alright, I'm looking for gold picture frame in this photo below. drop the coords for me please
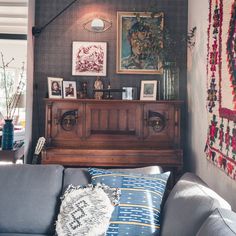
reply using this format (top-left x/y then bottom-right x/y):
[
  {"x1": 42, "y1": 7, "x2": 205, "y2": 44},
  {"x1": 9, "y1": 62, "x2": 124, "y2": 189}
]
[{"x1": 116, "y1": 11, "x2": 164, "y2": 74}]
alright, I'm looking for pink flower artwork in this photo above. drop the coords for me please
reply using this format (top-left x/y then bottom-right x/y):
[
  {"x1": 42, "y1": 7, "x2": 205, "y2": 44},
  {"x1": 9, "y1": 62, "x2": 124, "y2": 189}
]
[{"x1": 72, "y1": 42, "x2": 107, "y2": 76}]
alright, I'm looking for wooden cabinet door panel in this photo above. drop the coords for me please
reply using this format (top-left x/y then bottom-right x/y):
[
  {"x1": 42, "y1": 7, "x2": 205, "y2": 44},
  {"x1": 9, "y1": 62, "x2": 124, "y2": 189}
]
[
  {"x1": 46, "y1": 101, "x2": 82, "y2": 145},
  {"x1": 143, "y1": 103, "x2": 181, "y2": 147},
  {"x1": 85, "y1": 102, "x2": 142, "y2": 140}
]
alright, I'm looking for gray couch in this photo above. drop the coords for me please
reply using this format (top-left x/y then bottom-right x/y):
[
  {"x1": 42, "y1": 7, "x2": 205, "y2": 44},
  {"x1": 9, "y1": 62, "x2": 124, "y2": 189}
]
[{"x1": 0, "y1": 164, "x2": 235, "y2": 236}]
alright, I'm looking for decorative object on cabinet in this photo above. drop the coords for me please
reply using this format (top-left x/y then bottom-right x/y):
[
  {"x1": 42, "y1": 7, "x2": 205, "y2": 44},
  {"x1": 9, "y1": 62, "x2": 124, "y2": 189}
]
[
  {"x1": 63, "y1": 81, "x2": 77, "y2": 99},
  {"x1": 42, "y1": 99, "x2": 183, "y2": 183},
  {"x1": 122, "y1": 87, "x2": 137, "y2": 100},
  {"x1": 83, "y1": 16, "x2": 112, "y2": 33},
  {"x1": 77, "y1": 81, "x2": 89, "y2": 99},
  {"x1": 48, "y1": 77, "x2": 63, "y2": 99},
  {"x1": 94, "y1": 77, "x2": 104, "y2": 99},
  {"x1": 116, "y1": 11, "x2": 164, "y2": 74},
  {"x1": 93, "y1": 85, "x2": 125, "y2": 100},
  {"x1": 140, "y1": 80, "x2": 158, "y2": 101},
  {"x1": 72, "y1": 42, "x2": 107, "y2": 76},
  {"x1": 163, "y1": 62, "x2": 179, "y2": 100}
]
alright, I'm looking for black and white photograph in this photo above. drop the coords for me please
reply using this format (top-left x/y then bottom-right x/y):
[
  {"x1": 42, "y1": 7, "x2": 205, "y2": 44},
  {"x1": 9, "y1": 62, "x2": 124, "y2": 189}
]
[
  {"x1": 48, "y1": 77, "x2": 63, "y2": 99},
  {"x1": 63, "y1": 81, "x2": 77, "y2": 99}
]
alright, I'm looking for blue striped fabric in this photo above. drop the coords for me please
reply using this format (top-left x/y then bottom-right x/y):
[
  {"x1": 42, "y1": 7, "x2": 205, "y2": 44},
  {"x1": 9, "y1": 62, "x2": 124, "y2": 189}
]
[{"x1": 88, "y1": 168, "x2": 170, "y2": 236}]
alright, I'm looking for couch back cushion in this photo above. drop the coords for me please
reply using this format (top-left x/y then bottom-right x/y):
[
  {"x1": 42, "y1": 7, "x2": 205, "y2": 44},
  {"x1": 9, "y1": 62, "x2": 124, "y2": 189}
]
[
  {"x1": 161, "y1": 172, "x2": 231, "y2": 236},
  {"x1": 63, "y1": 167, "x2": 90, "y2": 191},
  {"x1": 63, "y1": 166, "x2": 163, "y2": 191},
  {"x1": 0, "y1": 164, "x2": 64, "y2": 234},
  {"x1": 197, "y1": 208, "x2": 236, "y2": 236}
]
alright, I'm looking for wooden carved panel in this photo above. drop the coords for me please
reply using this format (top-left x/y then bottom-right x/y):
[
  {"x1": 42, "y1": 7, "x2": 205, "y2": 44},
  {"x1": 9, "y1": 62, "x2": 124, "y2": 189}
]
[
  {"x1": 143, "y1": 103, "x2": 181, "y2": 148},
  {"x1": 85, "y1": 102, "x2": 142, "y2": 140},
  {"x1": 46, "y1": 101, "x2": 82, "y2": 146}
]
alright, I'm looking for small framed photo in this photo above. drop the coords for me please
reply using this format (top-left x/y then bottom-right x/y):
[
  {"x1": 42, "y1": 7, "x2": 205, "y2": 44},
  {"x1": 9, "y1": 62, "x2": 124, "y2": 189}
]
[
  {"x1": 63, "y1": 81, "x2": 77, "y2": 99},
  {"x1": 140, "y1": 80, "x2": 158, "y2": 100},
  {"x1": 72, "y1": 41, "x2": 107, "y2": 76},
  {"x1": 48, "y1": 77, "x2": 63, "y2": 99}
]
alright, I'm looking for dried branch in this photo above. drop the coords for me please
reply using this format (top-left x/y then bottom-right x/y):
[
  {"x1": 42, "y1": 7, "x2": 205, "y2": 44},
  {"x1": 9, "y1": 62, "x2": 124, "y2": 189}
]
[{"x1": 0, "y1": 53, "x2": 25, "y2": 120}]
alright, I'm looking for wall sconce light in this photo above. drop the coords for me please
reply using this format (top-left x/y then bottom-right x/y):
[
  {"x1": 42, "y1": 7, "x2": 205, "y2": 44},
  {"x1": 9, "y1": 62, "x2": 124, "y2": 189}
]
[
  {"x1": 83, "y1": 17, "x2": 112, "y2": 33},
  {"x1": 91, "y1": 18, "x2": 104, "y2": 31}
]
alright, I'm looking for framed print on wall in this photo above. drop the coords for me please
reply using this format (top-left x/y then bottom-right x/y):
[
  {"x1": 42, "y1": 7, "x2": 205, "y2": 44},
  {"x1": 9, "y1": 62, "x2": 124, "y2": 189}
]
[
  {"x1": 72, "y1": 41, "x2": 107, "y2": 76},
  {"x1": 63, "y1": 81, "x2": 77, "y2": 99},
  {"x1": 116, "y1": 11, "x2": 164, "y2": 74},
  {"x1": 140, "y1": 80, "x2": 158, "y2": 101},
  {"x1": 48, "y1": 77, "x2": 63, "y2": 99}
]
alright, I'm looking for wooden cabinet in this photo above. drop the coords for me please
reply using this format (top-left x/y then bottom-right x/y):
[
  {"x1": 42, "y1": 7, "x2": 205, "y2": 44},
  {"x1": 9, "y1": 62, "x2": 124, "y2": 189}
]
[{"x1": 42, "y1": 99, "x2": 183, "y2": 176}]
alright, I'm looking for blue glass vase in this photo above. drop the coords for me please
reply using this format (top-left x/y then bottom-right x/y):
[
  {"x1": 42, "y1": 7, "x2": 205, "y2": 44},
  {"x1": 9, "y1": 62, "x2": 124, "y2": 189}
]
[{"x1": 1, "y1": 119, "x2": 14, "y2": 150}]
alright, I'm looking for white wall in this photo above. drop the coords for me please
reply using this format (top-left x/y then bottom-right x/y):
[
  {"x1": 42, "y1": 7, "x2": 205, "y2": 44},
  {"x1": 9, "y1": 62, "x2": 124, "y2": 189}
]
[{"x1": 188, "y1": 0, "x2": 236, "y2": 211}]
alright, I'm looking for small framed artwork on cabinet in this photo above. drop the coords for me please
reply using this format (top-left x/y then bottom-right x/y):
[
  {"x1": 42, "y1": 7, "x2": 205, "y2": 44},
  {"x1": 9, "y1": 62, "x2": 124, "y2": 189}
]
[
  {"x1": 63, "y1": 81, "x2": 77, "y2": 99},
  {"x1": 140, "y1": 80, "x2": 158, "y2": 101},
  {"x1": 48, "y1": 77, "x2": 63, "y2": 99}
]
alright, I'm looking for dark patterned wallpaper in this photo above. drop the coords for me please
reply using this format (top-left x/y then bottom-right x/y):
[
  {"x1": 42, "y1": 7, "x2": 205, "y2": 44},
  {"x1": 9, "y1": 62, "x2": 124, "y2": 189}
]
[{"x1": 32, "y1": 0, "x2": 188, "y2": 157}]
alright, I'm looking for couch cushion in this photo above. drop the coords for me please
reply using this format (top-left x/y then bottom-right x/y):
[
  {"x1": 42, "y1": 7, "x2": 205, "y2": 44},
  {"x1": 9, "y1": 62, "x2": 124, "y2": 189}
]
[
  {"x1": 88, "y1": 167, "x2": 170, "y2": 236},
  {"x1": 197, "y1": 208, "x2": 236, "y2": 236},
  {"x1": 0, "y1": 164, "x2": 64, "y2": 234},
  {"x1": 161, "y1": 172, "x2": 231, "y2": 236},
  {"x1": 63, "y1": 166, "x2": 163, "y2": 191},
  {"x1": 56, "y1": 183, "x2": 120, "y2": 236}
]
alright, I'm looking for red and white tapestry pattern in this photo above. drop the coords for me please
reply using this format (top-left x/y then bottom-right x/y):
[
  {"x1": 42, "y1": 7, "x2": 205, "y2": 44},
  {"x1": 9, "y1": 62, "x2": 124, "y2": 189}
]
[{"x1": 205, "y1": 0, "x2": 236, "y2": 180}]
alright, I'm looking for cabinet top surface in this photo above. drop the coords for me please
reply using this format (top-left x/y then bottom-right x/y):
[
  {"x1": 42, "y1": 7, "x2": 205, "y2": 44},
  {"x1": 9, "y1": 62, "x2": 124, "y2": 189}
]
[{"x1": 44, "y1": 98, "x2": 184, "y2": 104}]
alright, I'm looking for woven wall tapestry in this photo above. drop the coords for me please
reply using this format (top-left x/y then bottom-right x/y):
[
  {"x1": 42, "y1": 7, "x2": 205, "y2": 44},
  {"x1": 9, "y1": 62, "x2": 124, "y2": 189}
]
[{"x1": 205, "y1": 0, "x2": 236, "y2": 180}]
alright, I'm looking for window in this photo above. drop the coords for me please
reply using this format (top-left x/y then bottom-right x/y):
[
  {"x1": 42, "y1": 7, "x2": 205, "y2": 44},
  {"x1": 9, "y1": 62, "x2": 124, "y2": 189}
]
[{"x1": 0, "y1": 39, "x2": 27, "y2": 127}]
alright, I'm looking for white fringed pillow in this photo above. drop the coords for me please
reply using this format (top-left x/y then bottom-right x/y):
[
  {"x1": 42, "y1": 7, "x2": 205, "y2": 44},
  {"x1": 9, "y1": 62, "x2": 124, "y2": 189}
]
[{"x1": 56, "y1": 183, "x2": 120, "y2": 236}]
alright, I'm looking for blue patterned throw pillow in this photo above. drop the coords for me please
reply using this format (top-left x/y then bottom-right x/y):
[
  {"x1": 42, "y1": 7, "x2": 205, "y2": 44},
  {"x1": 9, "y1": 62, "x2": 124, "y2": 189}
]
[{"x1": 88, "y1": 168, "x2": 170, "y2": 236}]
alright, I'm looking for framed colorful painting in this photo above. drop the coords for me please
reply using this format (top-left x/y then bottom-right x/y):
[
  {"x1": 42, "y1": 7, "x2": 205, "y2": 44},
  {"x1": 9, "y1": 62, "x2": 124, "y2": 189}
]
[
  {"x1": 116, "y1": 11, "x2": 164, "y2": 74},
  {"x1": 72, "y1": 41, "x2": 107, "y2": 76}
]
